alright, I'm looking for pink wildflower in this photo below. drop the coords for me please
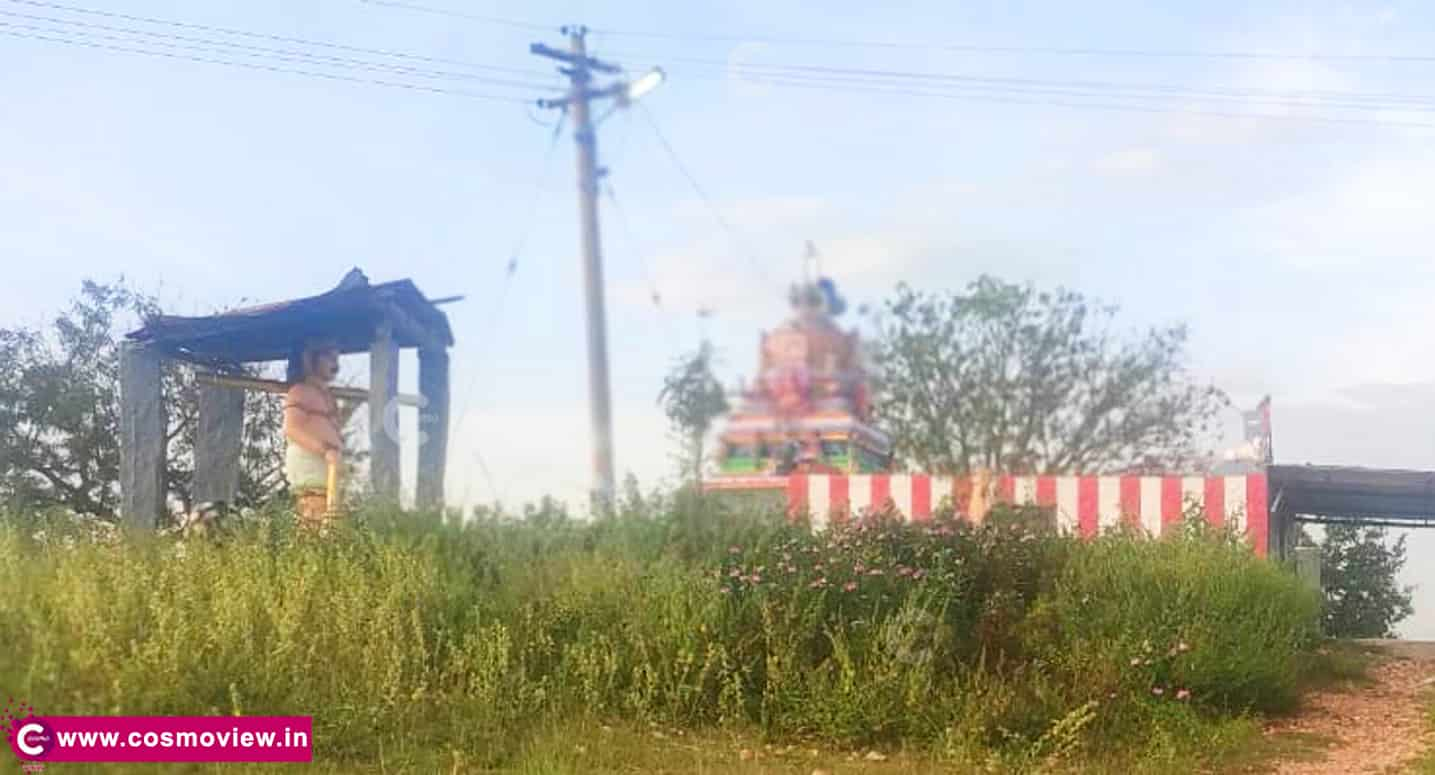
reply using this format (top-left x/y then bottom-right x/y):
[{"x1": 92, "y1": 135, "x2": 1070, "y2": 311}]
[
  {"x1": 843, "y1": 581, "x2": 858, "y2": 592},
  {"x1": 1152, "y1": 687, "x2": 1164, "y2": 697},
  {"x1": 1176, "y1": 689, "x2": 1191, "y2": 701},
  {"x1": 912, "y1": 569, "x2": 928, "y2": 580},
  {"x1": 749, "y1": 574, "x2": 762, "y2": 584}
]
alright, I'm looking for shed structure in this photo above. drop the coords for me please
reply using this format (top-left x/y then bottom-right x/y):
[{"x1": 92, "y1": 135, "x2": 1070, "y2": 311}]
[{"x1": 119, "y1": 270, "x2": 454, "y2": 527}]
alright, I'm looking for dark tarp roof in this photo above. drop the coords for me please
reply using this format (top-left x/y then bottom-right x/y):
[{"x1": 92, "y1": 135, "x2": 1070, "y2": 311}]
[
  {"x1": 125, "y1": 270, "x2": 454, "y2": 366},
  {"x1": 1269, "y1": 464, "x2": 1435, "y2": 526}
]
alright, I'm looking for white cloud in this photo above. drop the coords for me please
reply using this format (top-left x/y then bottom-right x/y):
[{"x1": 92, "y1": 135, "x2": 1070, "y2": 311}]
[
  {"x1": 612, "y1": 176, "x2": 1087, "y2": 321},
  {"x1": 1157, "y1": 58, "x2": 1363, "y2": 147},
  {"x1": 1244, "y1": 156, "x2": 1435, "y2": 270},
  {"x1": 669, "y1": 195, "x2": 830, "y2": 231},
  {"x1": 1092, "y1": 147, "x2": 1162, "y2": 176},
  {"x1": 617, "y1": 190, "x2": 942, "y2": 318},
  {"x1": 447, "y1": 401, "x2": 674, "y2": 514}
]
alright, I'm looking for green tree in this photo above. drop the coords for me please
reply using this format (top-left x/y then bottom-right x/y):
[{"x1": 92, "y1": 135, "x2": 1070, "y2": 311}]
[
  {"x1": 0, "y1": 280, "x2": 287, "y2": 519},
  {"x1": 1319, "y1": 525, "x2": 1413, "y2": 638},
  {"x1": 872, "y1": 276, "x2": 1228, "y2": 474},
  {"x1": 657, "y1": 342, "x2": 729, "y2": 488}
]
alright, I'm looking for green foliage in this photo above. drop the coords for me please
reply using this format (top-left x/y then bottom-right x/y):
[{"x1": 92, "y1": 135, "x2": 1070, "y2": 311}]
[
  {"x1": 872, "y1": 276, "x2": 1229, "y2": 474},
  {"x1": 0, "y1": 498, "x2": 1320, "y2": 771},
  {"x1": 0, "y1": 280, "x2": 287, "y2": 519},
  {"x1": 1025, "y1": 532, "x2": 1322, "y2": 719},
  {"x1": 1319, "y1": 524, "x2": 1414, "y2": 638},
  {"x1": 657, "y1": 342, "x2": 729, "y2": 487}
]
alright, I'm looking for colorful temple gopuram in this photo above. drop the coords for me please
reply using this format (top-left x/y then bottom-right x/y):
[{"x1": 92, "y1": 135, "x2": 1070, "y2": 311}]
[{"x1": 705, "y1": 269, "x2": 892, "y2": 493}]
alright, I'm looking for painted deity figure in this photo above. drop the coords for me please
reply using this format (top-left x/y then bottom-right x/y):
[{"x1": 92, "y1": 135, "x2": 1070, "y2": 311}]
[
  {"x1": 284, "y1": 339, "x2": 345, "y2": 529},
  {"x1": 757, "y1": 278, "x2": 864, "y2": 419}
]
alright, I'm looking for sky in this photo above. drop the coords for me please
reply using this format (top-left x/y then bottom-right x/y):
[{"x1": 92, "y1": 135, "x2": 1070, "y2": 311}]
[{"x1": 4, "y1": 0, "x2": 1435, "y2": 634}]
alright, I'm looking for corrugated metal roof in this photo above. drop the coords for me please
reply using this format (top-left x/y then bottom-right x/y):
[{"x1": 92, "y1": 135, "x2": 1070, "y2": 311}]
[
  {"x1": 124, "y1": 269, "x2": 454, "y2": 366},
  {"x1": 1269, "y1": 464, "x2": 1435, "y2": 526}
]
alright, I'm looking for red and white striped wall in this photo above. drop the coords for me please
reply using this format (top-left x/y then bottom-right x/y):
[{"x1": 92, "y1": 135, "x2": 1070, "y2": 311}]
[{"x1": 784, "y1": 473, "x2": 1270, "y2": 556}]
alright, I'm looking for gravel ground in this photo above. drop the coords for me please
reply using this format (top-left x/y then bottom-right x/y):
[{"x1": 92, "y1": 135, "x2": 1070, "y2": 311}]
[{"x1": 1265, "y1": 641, "x2": 1435, "y2": 775}]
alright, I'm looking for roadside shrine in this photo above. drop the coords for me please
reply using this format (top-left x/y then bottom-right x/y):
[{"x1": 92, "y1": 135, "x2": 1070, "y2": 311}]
[{"x1": 118, "y1": 270, "x2": 454, "y2": 527}]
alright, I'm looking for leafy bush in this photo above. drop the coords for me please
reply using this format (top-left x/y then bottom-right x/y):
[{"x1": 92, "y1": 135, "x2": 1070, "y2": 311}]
[
  {"x1": 1024, "y1": 523, "x2": 1322, "y2": 721},
  {"x1": 1319, "y1": 524, "x2": 1414, "y2": 638}
]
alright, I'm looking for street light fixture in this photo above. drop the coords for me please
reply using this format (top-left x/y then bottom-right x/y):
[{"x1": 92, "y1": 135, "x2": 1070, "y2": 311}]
[
  {"x1": 626, "y1": 67, "x2": 666, "y2": 101},
  {"x1": 591, "y1": 67, "x2": 666, "y2": 121}
]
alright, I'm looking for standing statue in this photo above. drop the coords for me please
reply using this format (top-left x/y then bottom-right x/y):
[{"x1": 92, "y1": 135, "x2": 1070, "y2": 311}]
[{"x1": 284, "y1": 339, "x2": 346, "y2": 530}]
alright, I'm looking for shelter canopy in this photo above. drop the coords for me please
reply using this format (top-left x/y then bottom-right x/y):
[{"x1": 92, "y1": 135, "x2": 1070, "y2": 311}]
[
  {"x1": 124, "y1": 270, "x2": 454, "y2": 366},
  {"x1": 1270, "y1": 464, "x2": 1435, "y2": 527}
]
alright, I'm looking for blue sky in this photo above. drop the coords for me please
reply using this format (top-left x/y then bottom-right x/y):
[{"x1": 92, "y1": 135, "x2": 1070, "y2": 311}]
[{"x1": 5, "y1": 0, "x2": 1435, "y2": 634}]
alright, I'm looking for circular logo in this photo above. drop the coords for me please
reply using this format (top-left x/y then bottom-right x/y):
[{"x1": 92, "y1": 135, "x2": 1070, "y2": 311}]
[
  {"x1": 382, "y1": 394, "x2": 430, "y2": 447},
  {"x1": 11, "y1": 717, "x2": 56, "y2": 760}
]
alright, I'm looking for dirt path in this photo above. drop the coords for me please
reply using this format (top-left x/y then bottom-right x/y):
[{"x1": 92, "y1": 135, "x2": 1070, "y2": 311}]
[{"x1": 1264, "y1": 641, "x2": 1435, "y2": 775}]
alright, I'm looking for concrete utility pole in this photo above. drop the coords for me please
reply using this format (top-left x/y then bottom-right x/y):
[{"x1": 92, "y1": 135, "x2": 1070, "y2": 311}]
[{"x1": 532, "y1": 26, "x2": 664, "y2": 508}]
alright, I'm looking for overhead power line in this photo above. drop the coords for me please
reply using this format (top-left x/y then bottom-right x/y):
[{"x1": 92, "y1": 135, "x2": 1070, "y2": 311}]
[
  {"x1": 603, "y1": 178, "x2": 664, "y2": 311},
  {"x1": 347, "y1": 0, "x2": 1435, "y2": 64},
  {"x1": 636, "y1": 103, "x2": 782, "y2": 292},
  {"x1": 2, "y1": 0, "x2": 545, "y2": 76},
  {"x1": 356, "y1": 0, "x2": 553, "y2": 32},
  {"x1": 718, "y1": 69, "x2": 1435, "y2": 116},
  {"x1": 450, "y1": 112, "x2": 569, "y2": 442},
  {"x1": 0, "y1": 15, "x2": 556, "y2": 88},
  {"x1": 451, "y1": 113, "x2": 567, "y2": 508},
  {"x1": 615, "y1": 54, "x2": 1435, "y2": 111},
  {"x1": 730, "y1": 73, "x2": 1435, "y2": 130},
  {"x1": 0, "y1": 25, "x2": 530, "y2": 101},
  {"x1": 604, "y1": 177, "x2": 685, "y2": 367},
  {"x1": 597, "y1": 35, "x2": 1435, "y2": 64}
]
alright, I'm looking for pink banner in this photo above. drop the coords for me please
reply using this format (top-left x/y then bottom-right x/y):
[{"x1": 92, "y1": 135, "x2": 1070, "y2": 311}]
[{"x1": 8, "y1": 716, "x2": 312, "y2": 763}]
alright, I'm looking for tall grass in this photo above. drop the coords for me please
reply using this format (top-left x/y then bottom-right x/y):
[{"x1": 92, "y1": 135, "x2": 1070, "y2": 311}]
[{"x1": 0, "y1": 496, "x2": 1321, "y2": 770}]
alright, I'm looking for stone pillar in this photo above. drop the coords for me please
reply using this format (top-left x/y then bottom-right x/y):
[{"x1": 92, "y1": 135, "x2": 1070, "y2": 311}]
[
  {"x1": 1274, "y1": 508, "x2": 1295, "y2": 563},
  {"x1": 416, "y1": 347, "x2": 450, "y2": 510},
  {"x1": 193, "y1": 377, "x2": 245, "y2": 505},
  {"x1": 119, "y1": 342, "x2": 166, "y2": 528},
  {"x1": 369, "y1": 321, "x2": 401, "y2": 501},
  {"x1": 1294, "y1": 545, "x2": 1322, "y2": 597}
]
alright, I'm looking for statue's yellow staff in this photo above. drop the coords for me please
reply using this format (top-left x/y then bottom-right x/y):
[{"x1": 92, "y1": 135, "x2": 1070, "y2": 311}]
[{"x1": 326, "y1": 459, "x2": 341, "y2": 515}]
